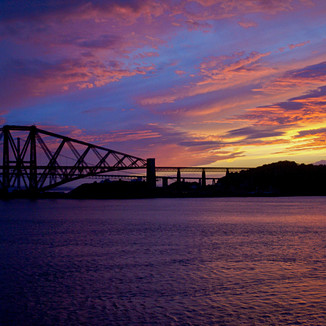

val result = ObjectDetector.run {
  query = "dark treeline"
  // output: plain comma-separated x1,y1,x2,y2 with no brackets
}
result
218,161,326,196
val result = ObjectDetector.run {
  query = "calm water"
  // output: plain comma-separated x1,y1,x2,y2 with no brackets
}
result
0,197,326,325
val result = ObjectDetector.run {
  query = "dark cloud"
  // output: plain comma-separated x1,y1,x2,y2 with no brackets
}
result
285,61,326,80
0,0,81,21
179,140,221,147
82,107,115,114
0,0,145,22
226,126,284,139
295,127,326,138
255,100,304,112
274,101,304,111
76,34,120,49
290,85,326,103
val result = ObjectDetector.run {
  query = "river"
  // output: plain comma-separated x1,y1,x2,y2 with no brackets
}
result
0,197,326,325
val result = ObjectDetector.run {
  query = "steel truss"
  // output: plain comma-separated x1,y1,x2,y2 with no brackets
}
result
0,125,147,192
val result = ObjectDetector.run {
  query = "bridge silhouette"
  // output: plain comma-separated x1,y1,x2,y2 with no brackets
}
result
0,125,251,193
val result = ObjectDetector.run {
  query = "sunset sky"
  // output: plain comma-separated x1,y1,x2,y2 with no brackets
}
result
1,0,326,167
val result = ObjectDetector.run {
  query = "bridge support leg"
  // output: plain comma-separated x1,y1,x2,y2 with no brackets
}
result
177,168,181,184
2,126,9,192
29,126,37,192
162,177,168,188
17,137,21,190
146,158,156,189
202,169,206,187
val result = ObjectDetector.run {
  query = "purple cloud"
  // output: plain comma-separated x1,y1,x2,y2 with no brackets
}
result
225,126,285,140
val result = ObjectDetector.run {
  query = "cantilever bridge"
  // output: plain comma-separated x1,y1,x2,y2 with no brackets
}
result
0,125,251,193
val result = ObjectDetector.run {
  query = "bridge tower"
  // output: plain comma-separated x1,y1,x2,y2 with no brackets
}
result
146,158,156,188
202,169,206,187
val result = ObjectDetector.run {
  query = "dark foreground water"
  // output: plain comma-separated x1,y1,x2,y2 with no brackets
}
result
0,197,326,325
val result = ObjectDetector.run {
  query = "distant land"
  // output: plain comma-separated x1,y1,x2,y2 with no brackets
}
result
1,161,326,199
67,161,326,198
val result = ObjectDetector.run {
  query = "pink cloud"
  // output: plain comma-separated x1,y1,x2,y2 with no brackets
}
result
289,40,310,49
0,57,155,108
185,19,212,31
134,52,159,59
238,21,258,28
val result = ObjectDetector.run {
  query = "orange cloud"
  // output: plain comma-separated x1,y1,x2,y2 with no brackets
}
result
254,60,326,96
233,85,326,128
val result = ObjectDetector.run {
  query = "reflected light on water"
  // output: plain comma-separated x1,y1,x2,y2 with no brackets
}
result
0,197,326,325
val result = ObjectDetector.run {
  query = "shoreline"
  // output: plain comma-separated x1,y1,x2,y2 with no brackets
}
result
1,191,325,200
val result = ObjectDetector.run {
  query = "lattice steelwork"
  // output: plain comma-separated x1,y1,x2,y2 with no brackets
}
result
0,125,147,192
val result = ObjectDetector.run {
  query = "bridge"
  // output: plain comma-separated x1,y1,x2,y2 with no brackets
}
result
0,125,251,193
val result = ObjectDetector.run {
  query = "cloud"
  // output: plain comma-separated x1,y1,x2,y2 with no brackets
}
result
294,127,326,138
0,0,308,30
314,160,326,165
75,34,121,49
0,0,159,22
275,128,326,154
225,126,285,140
82,107,116,114
198,51,271,84
0,57,154,108
179,140,221,147
256,61,326,95
289,40,310,49
185,19,212,31
134,52,159,59
228,85,326,158
238,21,258,28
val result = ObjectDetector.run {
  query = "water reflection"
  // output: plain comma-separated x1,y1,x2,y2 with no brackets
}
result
0,197,326,325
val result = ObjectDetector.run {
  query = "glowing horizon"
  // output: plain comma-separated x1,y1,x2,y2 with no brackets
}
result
1,0,326,167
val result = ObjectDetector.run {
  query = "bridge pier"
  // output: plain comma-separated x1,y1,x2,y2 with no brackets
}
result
29,126,37,192
177,168,181,184
2,126,9,191
146,158,156,188
202,169,206,187
162,177,168,188
16,137,21,189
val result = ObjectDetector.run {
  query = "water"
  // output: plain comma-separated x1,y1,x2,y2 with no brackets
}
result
0,197,326,325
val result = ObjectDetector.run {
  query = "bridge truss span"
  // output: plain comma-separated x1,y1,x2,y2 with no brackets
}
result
156,167,251,173
0,125,147,192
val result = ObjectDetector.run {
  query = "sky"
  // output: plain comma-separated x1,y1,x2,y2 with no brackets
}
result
1,0,326,167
